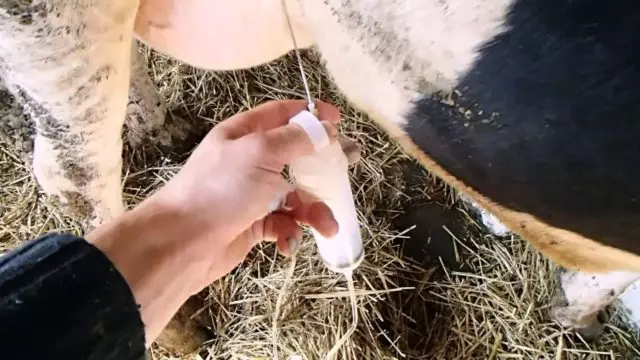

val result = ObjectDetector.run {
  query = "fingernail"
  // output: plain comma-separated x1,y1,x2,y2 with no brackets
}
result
281,196,293,211
287,237,299,256
321,121,338,141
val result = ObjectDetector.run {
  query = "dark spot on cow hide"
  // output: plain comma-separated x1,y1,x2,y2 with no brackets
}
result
60,155,96,188
1,0,47,25
60,190,95,220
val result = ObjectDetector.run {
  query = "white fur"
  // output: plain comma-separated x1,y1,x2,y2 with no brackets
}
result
299,0,513,128
553,270,640,330
618,280,640,332
458,194,512,236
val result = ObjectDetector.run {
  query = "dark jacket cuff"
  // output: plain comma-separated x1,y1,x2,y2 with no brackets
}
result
0,232,146,360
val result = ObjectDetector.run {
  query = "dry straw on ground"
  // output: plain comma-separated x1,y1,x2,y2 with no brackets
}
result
1,43,639,359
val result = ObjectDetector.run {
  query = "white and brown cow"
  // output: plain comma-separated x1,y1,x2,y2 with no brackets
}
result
1,0,640,355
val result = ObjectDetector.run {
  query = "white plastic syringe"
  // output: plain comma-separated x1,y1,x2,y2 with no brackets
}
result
288,109,364,274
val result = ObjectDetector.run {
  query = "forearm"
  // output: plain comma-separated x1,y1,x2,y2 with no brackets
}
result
0,232,146,360
86,193,206,346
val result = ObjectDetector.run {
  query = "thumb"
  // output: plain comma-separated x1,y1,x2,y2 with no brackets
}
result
261,117,339,164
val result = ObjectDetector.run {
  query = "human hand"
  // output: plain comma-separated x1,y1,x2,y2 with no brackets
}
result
156,99,342,284
87,99,342,345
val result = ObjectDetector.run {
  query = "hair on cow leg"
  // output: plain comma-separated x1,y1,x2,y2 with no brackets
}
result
0,0,139,229
30,117,126,228
550,269,640,340
126,40,171,148
126,40,195,152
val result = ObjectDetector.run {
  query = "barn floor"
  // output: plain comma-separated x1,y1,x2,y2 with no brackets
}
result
1,43,639,359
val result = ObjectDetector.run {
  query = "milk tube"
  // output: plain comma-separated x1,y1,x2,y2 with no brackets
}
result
288,110,364,273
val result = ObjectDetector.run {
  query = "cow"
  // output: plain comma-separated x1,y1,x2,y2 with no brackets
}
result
1,0,640,355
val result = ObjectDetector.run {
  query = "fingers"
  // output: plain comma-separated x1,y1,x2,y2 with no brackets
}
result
248,194,338,257
260,213,304,256
262,201,338,257
260,119,338,165
281,191,339,237
266,180,295,213
291,201,339,238
218,99,341,140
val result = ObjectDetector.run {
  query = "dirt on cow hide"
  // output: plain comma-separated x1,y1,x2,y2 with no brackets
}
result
1,44,639,360
0,80,34,162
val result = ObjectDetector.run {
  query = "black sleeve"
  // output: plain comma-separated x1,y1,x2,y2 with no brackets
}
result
0,232,146,360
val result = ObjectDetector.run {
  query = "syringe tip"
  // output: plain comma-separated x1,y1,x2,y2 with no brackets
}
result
308,102,318,117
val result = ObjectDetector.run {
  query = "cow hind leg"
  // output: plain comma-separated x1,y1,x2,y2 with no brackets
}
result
0,0,141,228
126,40,196,153
550,269,640,340
0,1,208,355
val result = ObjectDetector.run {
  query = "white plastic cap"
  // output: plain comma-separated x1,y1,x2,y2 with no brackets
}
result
289,110,330,152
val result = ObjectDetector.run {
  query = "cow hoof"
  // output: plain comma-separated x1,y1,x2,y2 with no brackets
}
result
125,110,194,149
549,280,604,342
338,134,361,166
550,305,604,341
576,319,605,341
158,111,196,145
155,331,208,357
155,296,212,356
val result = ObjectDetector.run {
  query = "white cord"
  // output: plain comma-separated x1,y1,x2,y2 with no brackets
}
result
281,0,315,111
